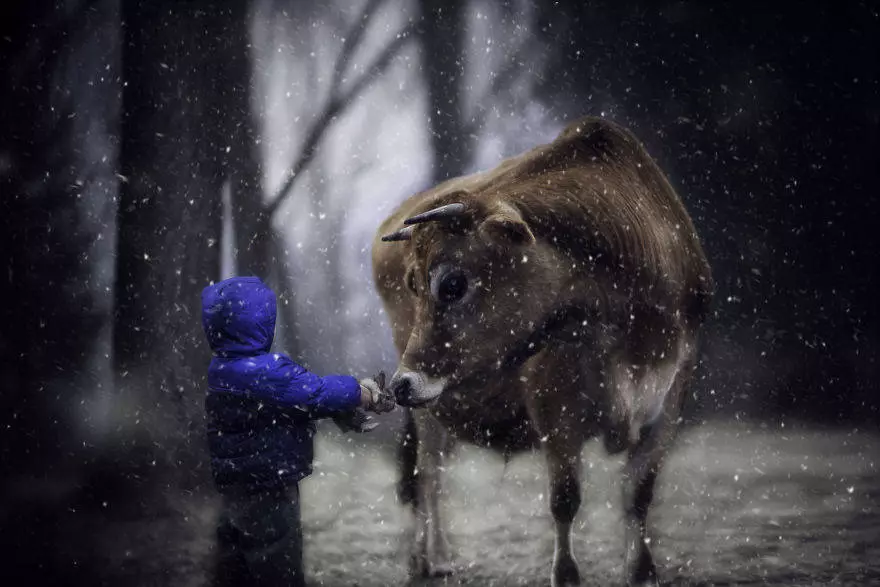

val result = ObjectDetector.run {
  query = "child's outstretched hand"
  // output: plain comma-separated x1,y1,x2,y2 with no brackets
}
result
359,371,396,413
333,408,379,434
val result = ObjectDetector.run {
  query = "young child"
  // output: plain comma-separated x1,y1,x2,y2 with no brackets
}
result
201,276,394,586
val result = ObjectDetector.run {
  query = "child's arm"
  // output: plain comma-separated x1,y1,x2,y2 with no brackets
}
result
269,355,362,416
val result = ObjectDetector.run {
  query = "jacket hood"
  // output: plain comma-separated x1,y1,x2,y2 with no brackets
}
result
201,276,276,357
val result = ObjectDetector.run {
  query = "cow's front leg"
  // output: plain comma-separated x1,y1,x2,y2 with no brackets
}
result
545,434,583,587
622,446,658,586
410,408,454,577
524,351,591,587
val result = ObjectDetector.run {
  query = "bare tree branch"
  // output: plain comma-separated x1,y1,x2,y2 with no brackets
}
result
266,24,415,217
329,0,385,95
463,39,540,136
463,8,568,136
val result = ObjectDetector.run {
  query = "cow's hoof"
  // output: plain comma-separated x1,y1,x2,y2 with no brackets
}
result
410,554,456,578
626,545,658,586
626,565,659,587
551,554,581,586
423,561,456,578
627,574,659,587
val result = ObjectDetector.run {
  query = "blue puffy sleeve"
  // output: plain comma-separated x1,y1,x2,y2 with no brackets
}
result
267,354,361,415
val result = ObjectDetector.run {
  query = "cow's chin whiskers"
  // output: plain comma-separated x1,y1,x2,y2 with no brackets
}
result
411,376,447,405
405,396,440,409
398,373,448,407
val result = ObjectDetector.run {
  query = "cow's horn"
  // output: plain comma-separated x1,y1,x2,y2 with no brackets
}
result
381,225,415,242
403,202,466,225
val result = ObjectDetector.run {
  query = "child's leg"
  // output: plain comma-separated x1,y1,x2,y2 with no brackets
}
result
283,485,305,584
209,510,252,586
224,486,305,587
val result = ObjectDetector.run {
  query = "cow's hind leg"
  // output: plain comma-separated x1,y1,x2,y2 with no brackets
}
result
409,409,454,577
621,358,692,587
621,423,664,587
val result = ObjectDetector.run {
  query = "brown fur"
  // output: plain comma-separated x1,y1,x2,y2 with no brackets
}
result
373,116,712,586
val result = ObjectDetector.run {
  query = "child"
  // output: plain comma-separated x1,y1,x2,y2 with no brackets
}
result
201,276,394,586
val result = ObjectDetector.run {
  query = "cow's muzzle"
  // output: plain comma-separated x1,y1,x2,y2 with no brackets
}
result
390,370,446,407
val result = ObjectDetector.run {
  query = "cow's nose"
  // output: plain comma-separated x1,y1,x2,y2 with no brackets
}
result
390,371,421,405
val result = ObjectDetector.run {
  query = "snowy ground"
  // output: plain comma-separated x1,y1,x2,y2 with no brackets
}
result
68,421,880,586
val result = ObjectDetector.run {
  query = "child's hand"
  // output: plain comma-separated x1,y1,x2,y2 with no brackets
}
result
359,371,396,413
333,408,379,433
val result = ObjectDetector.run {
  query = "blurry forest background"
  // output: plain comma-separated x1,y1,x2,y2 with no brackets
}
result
1,0,878,583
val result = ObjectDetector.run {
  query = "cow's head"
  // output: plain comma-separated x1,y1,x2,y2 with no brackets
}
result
380,193,575,407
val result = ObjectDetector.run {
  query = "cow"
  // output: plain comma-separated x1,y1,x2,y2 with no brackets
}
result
372,116,713,587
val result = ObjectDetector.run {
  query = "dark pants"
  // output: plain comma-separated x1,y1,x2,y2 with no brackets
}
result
212,485,305,587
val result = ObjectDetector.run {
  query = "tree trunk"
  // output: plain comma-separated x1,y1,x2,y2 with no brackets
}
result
115,1,234,484
419,0,472,183
0,0,114,476
225,2,271,280
1,1,120,580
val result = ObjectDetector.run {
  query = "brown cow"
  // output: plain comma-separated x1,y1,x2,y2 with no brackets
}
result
372,116,712,586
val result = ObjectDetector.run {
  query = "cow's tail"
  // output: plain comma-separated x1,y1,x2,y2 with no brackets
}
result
397,408,419,508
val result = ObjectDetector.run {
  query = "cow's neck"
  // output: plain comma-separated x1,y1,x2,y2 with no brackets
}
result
500,303,594,372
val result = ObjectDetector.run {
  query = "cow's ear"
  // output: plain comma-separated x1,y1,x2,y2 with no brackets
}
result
478,203,535,247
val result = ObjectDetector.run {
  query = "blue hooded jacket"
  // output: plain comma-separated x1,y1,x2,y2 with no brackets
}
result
201,276,361,493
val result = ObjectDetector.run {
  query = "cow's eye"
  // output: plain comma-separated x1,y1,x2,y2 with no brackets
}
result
431,268,469,305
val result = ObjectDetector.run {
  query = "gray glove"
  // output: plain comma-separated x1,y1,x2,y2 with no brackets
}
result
333,408,379,433
359,371,396,413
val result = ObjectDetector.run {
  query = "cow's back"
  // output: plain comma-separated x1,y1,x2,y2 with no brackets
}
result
373,116,713,348
493,117,712,331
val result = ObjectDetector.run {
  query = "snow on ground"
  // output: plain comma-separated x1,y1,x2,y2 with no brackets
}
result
82,421,880,586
